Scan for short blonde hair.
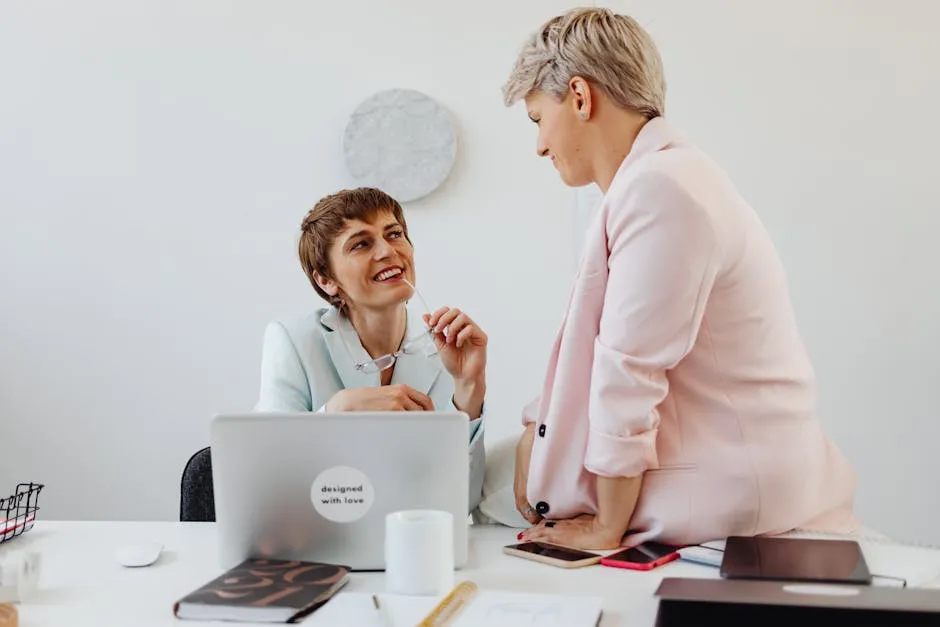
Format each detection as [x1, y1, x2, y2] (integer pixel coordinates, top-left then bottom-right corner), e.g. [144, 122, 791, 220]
[502, 7, 666, 119]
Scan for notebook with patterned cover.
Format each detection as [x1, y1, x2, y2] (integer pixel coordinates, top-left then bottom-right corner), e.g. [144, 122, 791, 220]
[173, 558, 350, 623]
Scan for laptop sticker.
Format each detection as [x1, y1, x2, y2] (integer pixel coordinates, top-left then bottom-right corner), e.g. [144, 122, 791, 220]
[310, 466, 375, 523]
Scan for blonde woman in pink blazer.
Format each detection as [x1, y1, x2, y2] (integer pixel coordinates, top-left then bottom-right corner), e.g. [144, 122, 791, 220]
[503, 8, 858, 550]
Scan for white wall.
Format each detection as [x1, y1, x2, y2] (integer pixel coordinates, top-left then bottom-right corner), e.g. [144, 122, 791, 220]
[2, 1, 938, 543]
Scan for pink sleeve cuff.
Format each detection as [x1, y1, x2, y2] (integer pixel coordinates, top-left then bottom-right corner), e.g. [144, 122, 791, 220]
[583, 427, 659, 478]
[520, 396, 540, 426]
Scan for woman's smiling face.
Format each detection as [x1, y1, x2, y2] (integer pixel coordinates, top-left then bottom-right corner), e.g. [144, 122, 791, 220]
[316, 210, 416, 312]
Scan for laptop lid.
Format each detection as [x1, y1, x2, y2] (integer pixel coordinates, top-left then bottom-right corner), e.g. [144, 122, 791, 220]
[656, 576, 940, 620]
[209, 411, 469, 571]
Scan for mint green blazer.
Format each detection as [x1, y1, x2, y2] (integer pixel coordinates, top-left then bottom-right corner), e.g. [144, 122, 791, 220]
[254, 306, 485, 513]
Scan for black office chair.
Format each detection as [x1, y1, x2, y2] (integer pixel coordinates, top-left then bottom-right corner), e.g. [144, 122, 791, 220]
[179, 446, 215, 522]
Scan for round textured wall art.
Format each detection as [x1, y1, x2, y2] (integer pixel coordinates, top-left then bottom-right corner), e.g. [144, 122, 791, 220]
[343, 88, 457, 202]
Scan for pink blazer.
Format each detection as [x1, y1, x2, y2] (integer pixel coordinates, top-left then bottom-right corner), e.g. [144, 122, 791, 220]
[524, 117, 857, 545]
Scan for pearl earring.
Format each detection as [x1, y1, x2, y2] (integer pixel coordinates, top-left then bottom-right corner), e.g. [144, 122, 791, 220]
[580, 112, 587, 120]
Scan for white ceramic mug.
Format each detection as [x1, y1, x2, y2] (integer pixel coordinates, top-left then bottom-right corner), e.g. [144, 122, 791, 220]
[385, 510, 454, 596]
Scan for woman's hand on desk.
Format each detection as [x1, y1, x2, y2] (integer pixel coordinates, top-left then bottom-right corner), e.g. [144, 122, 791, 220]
[326, 385, 434, 412]
[520, 475, 641, 550]
[519, 514, 623, 550]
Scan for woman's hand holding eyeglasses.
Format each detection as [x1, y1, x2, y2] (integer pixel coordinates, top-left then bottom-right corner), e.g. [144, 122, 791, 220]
[425, 307, 487, 381]
[425, 307, 487, 419]
[325, 384, 435, 412]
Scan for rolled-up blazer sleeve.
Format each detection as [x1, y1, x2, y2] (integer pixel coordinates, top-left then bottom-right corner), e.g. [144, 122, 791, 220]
[585, 172, 720, 478]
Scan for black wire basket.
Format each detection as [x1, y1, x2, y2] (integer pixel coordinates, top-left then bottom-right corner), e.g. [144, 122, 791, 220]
[0, 483, 43, 545]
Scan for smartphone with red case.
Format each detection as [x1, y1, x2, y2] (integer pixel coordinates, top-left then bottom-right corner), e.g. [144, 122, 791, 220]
[600, 541, 681, 571]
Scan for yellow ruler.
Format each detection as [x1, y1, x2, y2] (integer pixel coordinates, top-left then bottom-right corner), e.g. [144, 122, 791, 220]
[417, 580, 479, 626]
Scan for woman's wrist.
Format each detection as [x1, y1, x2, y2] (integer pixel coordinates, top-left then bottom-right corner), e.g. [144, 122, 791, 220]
[591, 514, 629, 545]
[453, 376, 485, 420]
[594, 474, 642, 544]
[325, 390, 348, 412]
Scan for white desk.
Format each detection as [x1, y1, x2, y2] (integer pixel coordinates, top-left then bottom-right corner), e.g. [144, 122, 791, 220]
[0, 521, 722, 626]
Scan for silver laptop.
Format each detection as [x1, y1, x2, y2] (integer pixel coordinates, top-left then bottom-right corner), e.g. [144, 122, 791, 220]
[209, 411, 469, 571]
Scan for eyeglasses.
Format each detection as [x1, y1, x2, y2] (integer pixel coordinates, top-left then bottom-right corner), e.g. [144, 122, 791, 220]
[337, 277, 439, 375]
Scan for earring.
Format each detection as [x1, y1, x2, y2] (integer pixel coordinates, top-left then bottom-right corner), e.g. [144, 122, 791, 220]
[580, 112, 588, 120]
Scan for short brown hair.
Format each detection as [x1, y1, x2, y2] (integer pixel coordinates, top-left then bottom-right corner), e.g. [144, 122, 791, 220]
[299, 187, 410, 306]
[502, 7, 665, 119]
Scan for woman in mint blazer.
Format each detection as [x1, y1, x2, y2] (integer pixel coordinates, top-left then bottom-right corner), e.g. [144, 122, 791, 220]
[254, 187, 487, 512]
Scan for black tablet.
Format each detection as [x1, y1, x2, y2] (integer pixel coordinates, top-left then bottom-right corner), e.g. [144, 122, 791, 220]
[719, 536, 871, 585]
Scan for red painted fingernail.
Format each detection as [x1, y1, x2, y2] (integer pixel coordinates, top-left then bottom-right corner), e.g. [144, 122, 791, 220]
[517, 532, 524, 540]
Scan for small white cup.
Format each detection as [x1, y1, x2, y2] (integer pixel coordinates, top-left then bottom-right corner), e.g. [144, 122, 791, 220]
[385, 510, 454, 596]
[0, 551, 40, 603]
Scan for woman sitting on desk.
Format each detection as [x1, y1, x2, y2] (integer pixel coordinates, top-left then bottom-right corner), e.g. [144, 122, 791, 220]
[254, 187, 487, 511]
[502, 8, 858, 548]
